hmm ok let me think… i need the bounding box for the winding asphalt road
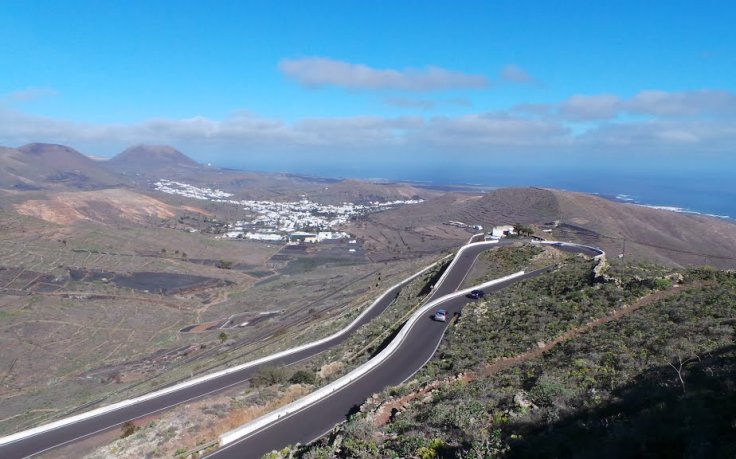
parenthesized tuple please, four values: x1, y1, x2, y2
(0, 240, 513, 458)
(207, 242, 600, 458)
(1, 240, 598, 458)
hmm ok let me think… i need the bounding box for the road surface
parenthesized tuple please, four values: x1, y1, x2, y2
(0, 241, 510, 458)
(207, 243, 598, 458)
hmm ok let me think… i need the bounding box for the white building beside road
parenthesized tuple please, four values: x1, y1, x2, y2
(317, 231, 350, 241)
(487, 225, 515, 239)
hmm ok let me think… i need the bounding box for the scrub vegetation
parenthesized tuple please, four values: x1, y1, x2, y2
(0, 206, 434, 437)
(459, 244, 550, 289)
(289, 257, 736, 459)
(67, 257, 449, 459)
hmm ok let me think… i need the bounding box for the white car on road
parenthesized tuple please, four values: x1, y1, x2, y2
(433, 309, 448, 322)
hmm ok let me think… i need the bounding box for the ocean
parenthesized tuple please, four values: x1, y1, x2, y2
(218, 156, 736, 221)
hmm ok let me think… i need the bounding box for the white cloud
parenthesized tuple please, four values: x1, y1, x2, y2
(0, 109, 298, 149)
(580, 119, 736, 151)
(1, 87, 58, 104)
(2, 88, 735, 158)
(560, 94, 621, 121)
(500, 64, 534, 84)
(554, 90, 736, 121)
(383, 97, 472, 110)
(278, 57, 489, 91)
(626, 90, 736, 117)
(301, 117, 423, 147)
(384, 97, 436, 110)
(417, 114, 569, 147)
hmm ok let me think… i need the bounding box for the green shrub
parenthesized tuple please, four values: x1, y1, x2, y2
(289, 370, 316, 385)
(120, 421, 138, 438)
(251, 366, 290, 386)
(654, 278, 672, 290)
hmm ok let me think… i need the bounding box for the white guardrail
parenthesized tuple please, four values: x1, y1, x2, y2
(219, 269, 524, 446)
(432, 238, 498, 294)
(1, 238, 603, 450)
(532, 240, 606, 259)
(218, 239, 605, 448)
(0, 254, 451, 447)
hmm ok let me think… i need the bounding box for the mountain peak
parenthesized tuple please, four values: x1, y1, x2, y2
(112, 145, 198, 165)
(0, 143, 122, 190)
(18, 143, 86, 156)
(103, 144, 204, 178)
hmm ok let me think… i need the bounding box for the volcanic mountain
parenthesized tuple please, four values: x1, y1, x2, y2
(0, 143, 124, 190)
(104, 145, 205, 178)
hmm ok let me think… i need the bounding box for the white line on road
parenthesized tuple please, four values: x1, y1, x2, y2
(216, 240, 605, 451)
(0, 255, 449, 448)
(218, 270, 526, 447)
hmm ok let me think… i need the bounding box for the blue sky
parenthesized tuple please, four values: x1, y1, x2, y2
(1, 0, 735, 181)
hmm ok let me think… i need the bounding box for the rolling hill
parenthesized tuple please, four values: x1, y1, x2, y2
(4, 141, 733, 268)
(103, 144, 206, 179)
(12, 188, 205, 226)
(0, 143, 124, 190)
(349, 187, 736, 268)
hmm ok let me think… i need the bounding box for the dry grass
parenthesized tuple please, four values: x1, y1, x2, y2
(0, 207, 434, 436)
(350, 187, 736, 269)
(13, 189, 200, 225)
(317, 361, 345, 380)
(65, 383, 312, 459)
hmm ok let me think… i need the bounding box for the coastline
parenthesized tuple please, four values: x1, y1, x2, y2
(611, 193, 732, 221)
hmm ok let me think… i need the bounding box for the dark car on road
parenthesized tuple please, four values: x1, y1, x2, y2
(467, 289, 485, 299)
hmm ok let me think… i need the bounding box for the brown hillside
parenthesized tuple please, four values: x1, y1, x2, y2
(451, 187, 560, 225)
(349, 187, 736, 268)
(300, 179, 438, 205)
(104, 145, 203, 177)
(0, 143, 124, 190)
(13, 189, 205, 226)
(173, 171, 439, 204)
(550, 190, 736, 268)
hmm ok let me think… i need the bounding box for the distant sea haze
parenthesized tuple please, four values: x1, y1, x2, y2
(217, 158, 736, 222)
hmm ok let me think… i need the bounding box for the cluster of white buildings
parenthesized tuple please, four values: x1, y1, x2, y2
(154, 179, 234, 200)
(371, 199, 424, 208)
(154, 179, 423, 243)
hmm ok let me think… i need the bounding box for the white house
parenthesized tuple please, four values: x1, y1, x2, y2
(289, 232, 318, 243)
(490, 225, 515, 238)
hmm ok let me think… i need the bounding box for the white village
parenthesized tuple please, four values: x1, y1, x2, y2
(154, 179, 424, 243)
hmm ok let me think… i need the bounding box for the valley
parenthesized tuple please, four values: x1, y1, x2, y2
(4, 6, 735, 458)
(0, 143, 734, 458)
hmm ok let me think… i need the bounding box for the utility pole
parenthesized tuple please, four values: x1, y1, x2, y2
(619, 237, 626, 264)
(621, 238, 626, 263)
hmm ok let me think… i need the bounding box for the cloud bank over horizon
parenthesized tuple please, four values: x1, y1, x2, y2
(1, 87, 734, 163)
(277, 57, 539, 93)
(278, 57, 491, 91)
(2, 0, 734, 182)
